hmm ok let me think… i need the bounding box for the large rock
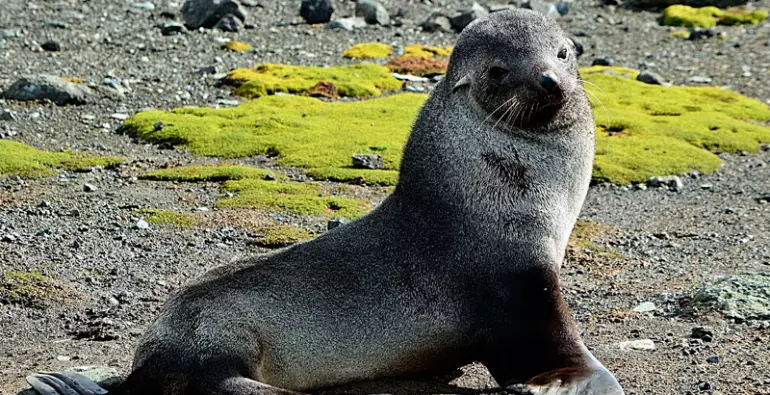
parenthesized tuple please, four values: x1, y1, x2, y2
(450, 2, 489, 32)
(300, 0, 334, 24)
(19, 366, 123, 395)
(355, 0, 390, 25)
(181, 0, 247, 30)
(2, 75, 93, 106)
(693, 273, 770, 321)
(421, 12, 453, 33)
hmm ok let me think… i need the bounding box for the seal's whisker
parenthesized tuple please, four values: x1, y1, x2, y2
(504, 101, 521, 130)
(479, 96, 518, 132)
(580, 86, 610, 126)
(577, 79, 607, 97)
(492, 100, 517, 131)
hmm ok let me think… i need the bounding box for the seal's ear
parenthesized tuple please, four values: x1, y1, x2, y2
(569, 37, 584, 58)
(452, 75, 472, 93)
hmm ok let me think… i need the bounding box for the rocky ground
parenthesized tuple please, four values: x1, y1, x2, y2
(1, 0, 770, 394)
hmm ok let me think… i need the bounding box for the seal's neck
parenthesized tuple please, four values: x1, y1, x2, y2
(393, 84, 594, 265)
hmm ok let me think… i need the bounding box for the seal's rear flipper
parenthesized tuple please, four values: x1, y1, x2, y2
(27, 372, 107, 395)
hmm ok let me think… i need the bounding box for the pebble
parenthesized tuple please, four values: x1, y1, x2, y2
(592, 57, 614, 66)
(161, 23, 187, 36)
(617, 339, 656, 351)
(636, 71, 667, 85)
(135, 219, 150, 230)
(706, 355, 720, 364)
(528, 0, 561, 19)
(83, 183, 98, 192)
(696, 381, 712, 391)
(300, 0, 334, 24)
(327, 218, 350, 231)
(181, 0, 248, 30)
(41, 40, 61, 52)
(132, 2, 155, 10)
(1, 109, 18, 121)
(632, 302, 656, 313)
(392, 73, 429, 82)
(691, 326, 714, 342)
(688, 28, 715, 40)
(352, 153, 384, 169)
(688, 76, 712, 84)
(2, 74, 93, 106)
(421, 12, 452, 33)
(355, 0, 390, 26)
(325, 17, 367, 31)
(647, 175, 683, 192)
(450, 2, 489, 31)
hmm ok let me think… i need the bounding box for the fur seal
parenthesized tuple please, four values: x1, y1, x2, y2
(28, 9, 623, 395)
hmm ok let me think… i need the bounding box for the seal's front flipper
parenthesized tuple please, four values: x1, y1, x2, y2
(27, 372, 107, 395)
(519, 366, 623, 395)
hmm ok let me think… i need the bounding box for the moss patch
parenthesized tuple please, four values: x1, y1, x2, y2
(0, 271, 80, 308)
(343, 43, 393, 59)
(123, 68, 770, 186)
(0, 140, 125, 178)
(252, 225, 312, 248)
(132, 209, 198, 227)
(141, 164, 280, 182)
(223, 64, 402, 99)
(582, 66, 770, 184)
(121, 94, 424, 185)
(224, 41, 253, 52)
(387, 56, 448, 77)
(403, 44, 452, 58)
(218, 179, 370, 218)
(661, 5, 768, 27)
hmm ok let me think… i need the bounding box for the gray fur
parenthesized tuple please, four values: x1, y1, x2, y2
(30, 9, 624, 395)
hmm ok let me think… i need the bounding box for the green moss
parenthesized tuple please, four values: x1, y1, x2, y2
(224, 64, 402, 99)
(141, 164, 281, 182)
(218, 179, 369, 218)
(252, 225, 313, 248)
(669, 30, 692, 38)
(661, 5, 767, 27)
(224, 40, 253, 52)
(0, 271, 79, 308)
(582, 66, 770, 184)
(132, 209, 198, 227)
(403, 44, 452, 58)
(121, 94, 425, 184)
(122, 69, 770, 186)
(719, 8, 768, 25)
(343, 43, 393, 59)
(0, 140, 125, 178)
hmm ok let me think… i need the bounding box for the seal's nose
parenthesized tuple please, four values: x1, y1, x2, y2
(537, 71, 560, 94)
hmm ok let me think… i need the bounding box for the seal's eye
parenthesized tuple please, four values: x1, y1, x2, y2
(558, 48, 568, 61)
(489, 66, 509, 80)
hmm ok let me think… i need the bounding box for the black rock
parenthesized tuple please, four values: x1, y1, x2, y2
(450, 2, 489, 32)
(300, 0, 334, 24)
(421, 12, 452, 33)
(352, 153, 384, 169)
(327, 218, 350, 231)
(688, 28, 715, 40)
(636, 70, 666, 85)
(592, 57, 614, 66)
(41, 40, 61, 52)
(691, 326, 714, 342)
(161, 23, 187, 36)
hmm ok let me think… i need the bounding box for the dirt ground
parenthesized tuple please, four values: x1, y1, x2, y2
(1, 0, 769, 394)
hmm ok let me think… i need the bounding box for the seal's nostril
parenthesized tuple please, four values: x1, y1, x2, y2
(538, 71, 560, 93)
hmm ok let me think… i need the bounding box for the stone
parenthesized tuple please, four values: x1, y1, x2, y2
(161, 23, 187, 36)
(450, 2, 489, 32)
(327, 218, 350, 231)
(421, 12, 453, 33)
(0, 109, 17, 121)
(181, 0, 247, 30)
(135, 219, 150, 230)
(693, 273, 770, 321)
(391, 73, 429, 82)
(706, 355, 720, 364)
(213, 14, 243, 31)
(300, 0, 334, 24)
(326, 17, 367, 31)
(688, 28, 715, 40)
(632, 302, 656, 313)
(528, 0, 561, 19)
(636, 71, 667, 85)
(352, 154, 384, 169)
(489, 4, 518, 12)
(617, 339, 656, 351)
(591, 57, 614, 66)
(132, 2, 156, 10)
(41, 40, 61, 52)
(647, 175, 683, 191)
(83, 183, 98, 192)
(355, 0, 390, 25)
(688, 76, 712, 84)
(2, 75, 93, 106)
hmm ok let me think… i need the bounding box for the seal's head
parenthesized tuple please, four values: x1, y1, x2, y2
(449, 9, 583, 127)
